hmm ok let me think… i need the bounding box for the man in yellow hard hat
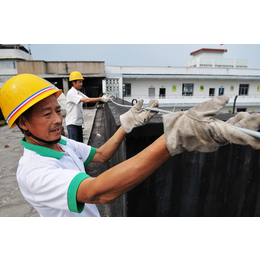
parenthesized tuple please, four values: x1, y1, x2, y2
(1, 74, 260, 217)
(0, 73, 162, 217)
(66, 71, 110, 142)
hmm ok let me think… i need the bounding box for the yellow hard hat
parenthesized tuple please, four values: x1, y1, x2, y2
(69, 71, 84, 81)
(0, 74, 62, 129)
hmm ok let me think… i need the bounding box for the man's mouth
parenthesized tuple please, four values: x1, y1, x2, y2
(51, 127, 62, 133)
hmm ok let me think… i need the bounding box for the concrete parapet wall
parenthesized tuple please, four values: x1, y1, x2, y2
(17, 61, 105, 75)
(17, 61, 47, 74)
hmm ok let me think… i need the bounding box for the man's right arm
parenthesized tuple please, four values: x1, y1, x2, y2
(77, 134, 171, 204)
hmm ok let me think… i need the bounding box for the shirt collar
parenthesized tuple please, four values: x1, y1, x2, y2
(71, 87, 80, 94)
(21, 137, 67, 159)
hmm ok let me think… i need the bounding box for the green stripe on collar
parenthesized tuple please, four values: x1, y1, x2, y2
(21, 137, 66, 159)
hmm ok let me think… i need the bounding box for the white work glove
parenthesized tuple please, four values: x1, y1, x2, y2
(101, 94, 112, 102)
(226, 112, 260, 130)
(120, 99, 159, 133)
(163, 95, 260, 156)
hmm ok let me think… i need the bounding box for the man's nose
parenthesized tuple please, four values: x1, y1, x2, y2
(54, 112, 62, 123)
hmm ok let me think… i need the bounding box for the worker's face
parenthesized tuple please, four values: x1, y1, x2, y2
(73, 80, 83, 90)
(20, 95, 63, 145)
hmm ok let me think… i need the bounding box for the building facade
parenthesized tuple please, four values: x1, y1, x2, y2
(0, 44, 32, 88)
(1, 46, 260, 114)
(104, 49, 260, 113)
(0, 44, 106, 98)
(16, 60, 106, 98)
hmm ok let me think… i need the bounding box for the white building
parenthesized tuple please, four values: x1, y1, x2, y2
(183, 48, 249, 68)
(0, 44, 32, 88)
(104, 49, 260, 113)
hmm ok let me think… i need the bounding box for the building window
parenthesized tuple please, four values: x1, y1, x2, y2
(209, 88, 215, 96)
(237, 108, 247, 112)
(124, 83, 131, 97)
(106, 78, 119, 94)
(0, 60, 16, 69)
(239, 84, 249, 96)
(182, 83, 194, 96)
(200, 64, 213, 67)
(148, 87, 155, 98)
(159, 88, 166, 99)
(0, 75, 12, 83)
(215, 65, 234, 68)
(219, 87, 224, 95)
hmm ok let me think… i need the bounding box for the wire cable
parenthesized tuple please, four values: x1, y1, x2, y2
(109, 98, 260, 139)
(109, 98, 172, 114)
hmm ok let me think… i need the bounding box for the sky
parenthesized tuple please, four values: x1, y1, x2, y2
(3, 0, 260, 68)
(4, 1, 260, 69)
(28, 44, 260, 69)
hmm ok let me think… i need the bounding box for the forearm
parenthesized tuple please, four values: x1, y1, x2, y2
(77, 135, 171, 204)
(81, 97, 102, 103)
(92, 126, 127, 162)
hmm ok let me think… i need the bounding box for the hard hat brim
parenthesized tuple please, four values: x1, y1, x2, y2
(69, 77, 84, 81)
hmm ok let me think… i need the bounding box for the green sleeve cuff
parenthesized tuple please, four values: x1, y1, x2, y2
(67, 172, 90, 213)
(84, 147, 96, 166)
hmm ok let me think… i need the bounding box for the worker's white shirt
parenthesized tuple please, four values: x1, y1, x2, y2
(66, 87, 88, 126)
(16, 136, 100, 217)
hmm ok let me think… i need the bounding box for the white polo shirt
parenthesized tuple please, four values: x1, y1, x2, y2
(16, 136, 100, 217)
(66, 87, 88, 126)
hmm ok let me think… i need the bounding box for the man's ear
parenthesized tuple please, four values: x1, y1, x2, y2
(17, 116, 28, 131)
